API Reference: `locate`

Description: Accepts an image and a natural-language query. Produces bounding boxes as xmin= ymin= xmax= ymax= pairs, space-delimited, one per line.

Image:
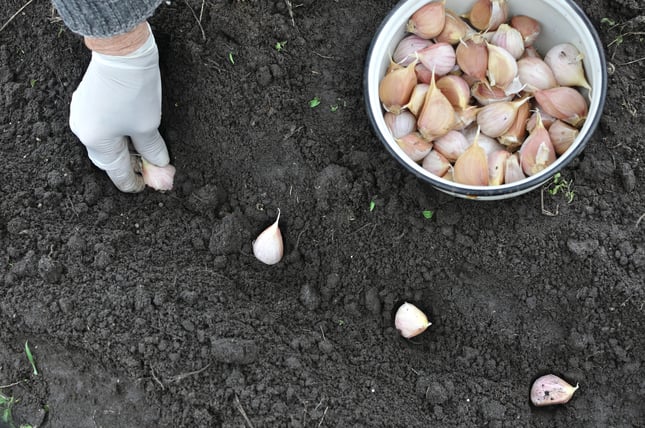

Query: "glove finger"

xmin=86 ymin=137 xmax=145 ymax=193
xmin=131 ymin=130 xmax=170 ymax=166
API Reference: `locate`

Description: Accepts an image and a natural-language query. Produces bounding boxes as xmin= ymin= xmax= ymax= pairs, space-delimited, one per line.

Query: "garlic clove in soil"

xmin=395 ymin=302 xmax=431 ymax=339
xmin=253 ymin=209 xmax=284 ymax=265
xmin=141 ymin=158 xmax=176 ymax=191
xmin=530 ymin=374 xmax=579 ymax=406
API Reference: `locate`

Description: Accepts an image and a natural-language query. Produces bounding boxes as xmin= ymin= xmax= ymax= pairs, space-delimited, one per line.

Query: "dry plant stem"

xmin=285 ymin=0 xmax=295 ymax=27
xmin=618 ymin=56 xmax=645 ymax=66
xmin=0 ymin=380 xmax=24 ymax=389
xmin=184 ymin=0 xmax=206 ymax=41
xmin=636 ymin=213 xmax=645 ymax=227
xmin=0 ymin=0 xmax=34 ymax=33
xmin=235 ymin=394 xmax=255 ymax=428
xmin=541 ymin=187 xmax=559 ymax=217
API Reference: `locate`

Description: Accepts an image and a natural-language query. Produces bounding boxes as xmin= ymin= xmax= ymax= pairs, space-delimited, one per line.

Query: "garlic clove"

xmin=454 ymin=127 xmax=489 ymax=186
xmin=471 ymin=81 xmax=512 ymax=105
xmin=527 ymin=108 xmax=556 ymax=132
xmin=436 ymin=9 xmax=475 ymax=45
xmin=416 ymin=42 xmax=457 ymax=77
xmin=466 ymin=0 xmax=508 ymax=32
xmin=462 ymin=124 xmax=503 ymax=156
xmin=253 ymin=209 xmax=284 ymax=265
xmin=436 ymin=75 xmax=471 ymax=110
xmin=488 ymin=149 xmax=510 ymax=186
xmin=406 ymin=1 xmax=446 ymax=39
xmin=379 ymin=59 xmax=418 ymax=114
xmin=522 ymin=45 xmax=541 ymax=59
xmin=534 ymin=87 xmax=588 ymax=128
xmin=544 ymin=43 xmax=592 ymax=91
xmin=453 ymin=105 xmax=481 ymax=130
xmin=385 ymin=111 xmax=417 ymax=139
xmin=517 ymin=57 xmax=558 ymax=92
xmin=549 ymin=119 xmax=579 ymax=155
xmin=417 ymin=68 xmax=456 ymax=141
xmin=422 ymin=149 xmax=451 ymax=177
xmin=414 ymin=63 xmax=433 ymax=84
xmin=486 ymin=42 xmax=518 ymax=90
xmin=456 ymin=34 xmax=488 ymax=82
xmin=520 ymin=112 xmax=556 ymax=176
xmin=393 ymin=35 xmax=433 ymax=66
xmin=141 ymin=158 xmax=176 ymax=191
xmin=476 ymin=97 xmax=529 ymax=138
xmin=433 ymin=130 xmax=470 ymax=162
xmin=498 ymin=98 xmax=530 ymax=150
xmin=490 ymin=24 xmax=525 ymax=59
xmin=395 ymin=302 xmax=431 ymax=339
xmin=530 ymin=374 xmax=579 ymax=407
xmin=510 ymin=15 xmax=541 ymax=47
xmin=404 ymin=83 xmax=429 ymax=117
xmin=504 ymin=153 xmax=526 ymax=183
xmin=396 ymin=132 xmax=433 ymax=162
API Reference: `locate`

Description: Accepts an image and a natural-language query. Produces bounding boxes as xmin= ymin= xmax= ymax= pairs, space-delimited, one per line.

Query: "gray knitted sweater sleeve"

xmin=51 ymin=0 xmax=164 ymax=37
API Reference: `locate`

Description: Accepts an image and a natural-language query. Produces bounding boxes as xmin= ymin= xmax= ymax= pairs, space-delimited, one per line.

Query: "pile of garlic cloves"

xmin=379 ymin=0 xmax=591 ymax=186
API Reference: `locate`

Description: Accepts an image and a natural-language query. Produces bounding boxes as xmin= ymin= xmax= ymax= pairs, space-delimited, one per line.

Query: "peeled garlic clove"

xmin=395 ymin=302 xmax=431 ymax=339
xmin=433 ymin=130 xmax=470 ymax=162
xmin=407 ymin=1 xmax=446 ymax=39
xmin=498 ymin=99 xmax=530 ymax=150
xmin=534 ymin=87 xmax=588 ymax=128
xmin=404 ymin=83 xmax=429 ymax=117
xmin=517 ymin=57 xmax=558 ymax=92
xmin=422 ymin=149 xmax=451 ymax=177
xmin=520 ymin=113 xmax=556 ymax=176
xmin=454 ymin=128 xmax=489 ymax=186
xmin=549 ymin=119 xmax=579 ymax=155
xmin=456 ymin=34 xmax=488 ymax=82
xmin=396 ymin=132 xmax=433 ymax=162
xmin=436 ymin=9 xmax=475 ymax=45
xmin=544 ymin=43 xmax=592 ymax=91
xmin=487 ymin=42 xmax=518 ymax=90
xmin=490 ymin=24 xmax=525 ymax=59
xmin=393 ymin=35 xmax=433 ymax=66
xmin=476 ymin=97 xmax=529 ymax=138
xmin=436 ymin=75 xmax=471 ymax=110
xmin=504 ymin=153 xmax=525 ymax=183
xmin=471 ymin=81 xmax=512 ymax=105
xmin=417 ymin=68 xmax=456 ymax=141
xmin=141 ymin=158 xmax=176 ymax=191
xmin=530 ymin=375 xmax=579 ymax=407
xmin=385 ymin=111 xmax=417 ymax=138
xmin=379 ymin=59 xmax=418 ymax=114
xmin=510 ymin=15 xmax=541 ymax=47
xmin=253 ymin=210 xmax=284 ymax=265
xmin=488 ymin=149 xmax=510 ymax=186
xmin=466 ymin=0 xmax=508 ymax=31
xmin=416 ymin=42 xmax=457 ymax=77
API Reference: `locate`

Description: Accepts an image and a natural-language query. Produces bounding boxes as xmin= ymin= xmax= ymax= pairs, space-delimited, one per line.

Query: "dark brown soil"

xmin=1 ymin=0 xmax=643 ymax=427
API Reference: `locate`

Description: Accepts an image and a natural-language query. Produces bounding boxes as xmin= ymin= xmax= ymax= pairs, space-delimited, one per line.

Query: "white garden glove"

xmin=69 ymin=24 xmax=169 ymax=193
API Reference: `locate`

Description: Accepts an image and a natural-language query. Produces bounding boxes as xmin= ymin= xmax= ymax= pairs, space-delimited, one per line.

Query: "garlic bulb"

xmin=253 ymin=210 xmax=284 ymax=265
xmin=141 ymin=158 xmax=176 ymax=191
xmin=530 ymin=374 xmax=579 ymax=406
xmin=395 ymin=302 xmax=431 ymax=338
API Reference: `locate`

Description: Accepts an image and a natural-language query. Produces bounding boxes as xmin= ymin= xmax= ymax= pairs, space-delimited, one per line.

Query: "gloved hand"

xmin=69 ymin=23 xmax=170 ymax=193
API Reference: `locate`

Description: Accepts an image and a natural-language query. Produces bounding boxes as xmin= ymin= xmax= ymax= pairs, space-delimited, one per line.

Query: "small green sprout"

xmin=422 ymin=210 xmax=434 ymax=219
xmin=337 ymin=319 xmax=345 ymax=326
xmin=228 ymin=52 xmax=235 ymax=64
xmin=309 ymin=96 xmax=321 ymax=108
xmin=29 ymin=79 xmax=37 ymax=88
xmin=1 ymin=393 xmax=15 ymax=426
xmin=369 ymin=200 xmax=376 ymax=212
xmin=330 ymin=104 xmax=339 ymax=112
xmin=547 ymin=172 xmax=575 ymax=203
xmin=24 ymin=341 xmax=38 ymax=376
xmin=274 ymin=40 xmax=287 ymax=52
xmin=600 ymin=17 xmax=616 ymax=26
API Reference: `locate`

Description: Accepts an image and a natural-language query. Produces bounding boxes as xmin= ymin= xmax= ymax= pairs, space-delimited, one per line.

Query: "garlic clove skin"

xmin=253 ymin=210 xmax=284 ymax=265
xmin=498 ymin=99 xmax=529 ymax=151
xmin=141 ymin=158 xmax=176 ymax=191
xmin=385 ymin=111 xmax=417 ymax=139
xmin=403 ymin=83 xmax=429 ymax=117
xmin=393 ymin=35 xmax=433 ymax=66
xmin=504 ymin=153 xmax=526 ymax=184
xmin=510 ymin=15 xmax=541 ymax=47
xmin=436 ymin=75 xmax=471 ymax=110
xmin=395 ymin=302 xmax=431 ymax=339
xmin=520 ymin=113 xmax=556 ymax=176
xmin=535 ymin=87 xmax=588 ymax=128
xmin=471 ymin=81 xmax=513 ymax=105
xmin=487 ymin=42 xmax=518 ymax=90
xmin=488 ymin=149 xmax=510 ymax=186
xmin=406 ymin=1 xmax=446 ymax=39
xmin=467 ymin=0 xmax=508 ymax=32
xmin=396 ymin=132 xmax=433 ymax=162
xmin=422 ymin=150 xmax=451 ymax=177
xmin=544 ymin=43 xmax=592 ymax=91
xmin=549 ymin=120 xmax=579 ymax=155
xmin=379 ymin=59 xmax=418 ymax=114
xmin=530 ymin=374 xmax=579 ymax=407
